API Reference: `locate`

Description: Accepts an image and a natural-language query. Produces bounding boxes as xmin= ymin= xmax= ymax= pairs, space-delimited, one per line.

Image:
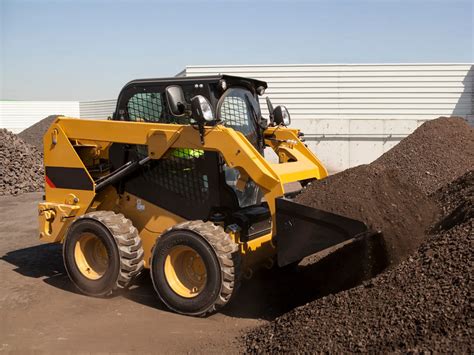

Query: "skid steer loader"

xmin=38 ymin=75 xmax=374 ymax=316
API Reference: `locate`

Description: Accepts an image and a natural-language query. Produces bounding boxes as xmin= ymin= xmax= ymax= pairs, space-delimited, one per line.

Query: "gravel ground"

xmin=0 ymin=129 xmax=44 ymax=196
xmin=0 ymin=193 xmax=262 ymax=353
xmin=243 ymin=171 xmax=473 ymax=353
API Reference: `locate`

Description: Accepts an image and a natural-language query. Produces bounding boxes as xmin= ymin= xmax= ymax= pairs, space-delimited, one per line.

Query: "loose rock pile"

xmin=244 ymin=171 xmax=473 ymax=353
xmin=373 ymin=117 xmax=473 ymax=195
xmin=0 ymin=115 xmax=60 ymax=196
xmin=0 ymin=129 xmax=44 ymax=196
xmin=18 ymin=115 xmax=60 ymax=151
xmin=243 ymin=117 xmax=474 ymax=352
xmin=295 ymin=116 xmax=473 ymax=263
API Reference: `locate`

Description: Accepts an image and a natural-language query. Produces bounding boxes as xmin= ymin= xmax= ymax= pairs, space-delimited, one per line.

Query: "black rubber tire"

xmin=151 ymin=220 xmax=241 ymax=316
xmin=63 ymin=211 xmax=144 ymax=297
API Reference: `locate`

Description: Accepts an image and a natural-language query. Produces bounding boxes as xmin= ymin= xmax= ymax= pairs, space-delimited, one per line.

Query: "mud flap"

xmin=275 ymin=197 xmax=377 ymax=267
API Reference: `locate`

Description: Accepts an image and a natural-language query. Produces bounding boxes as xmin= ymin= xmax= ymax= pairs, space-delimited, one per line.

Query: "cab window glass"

xmin=218 ymin=88 xmax=259 ymax=147
xmin=127 ymin=93 xmax=164 ymax=122
xmin=127 ymin=90 xmax=196 ymax=124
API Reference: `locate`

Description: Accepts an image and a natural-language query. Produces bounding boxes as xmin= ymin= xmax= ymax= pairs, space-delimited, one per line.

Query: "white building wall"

xmin=185 ymin=64 xmax=473 ymax=172
xmin=2 ymin=64 xmax=472 ymax=173
xmin=79 ymin=100 xmax=117 ymax=120
xmin=0 ymin=101 xmax=80 ymax=133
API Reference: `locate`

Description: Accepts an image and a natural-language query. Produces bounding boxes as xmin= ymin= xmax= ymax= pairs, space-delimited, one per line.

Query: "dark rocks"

xmin=295 ymin=116 xmax=473 ymax=264
xmin=242 ymin=117 xmax=474 ymax=353
xmin=244 ymin=172 xmax=473 ymax=353
xmin=0 ymin=129 xmax=44 ymax=196
xmin=373 ymin=116 xmax=474 ymax=195
xmin=1 ymin=115 xmax=59 ymax=195
xmin=18 ymin=115 xmax=60 ymax=151
xmin=295 ymin=165 xmax=438 ymax=265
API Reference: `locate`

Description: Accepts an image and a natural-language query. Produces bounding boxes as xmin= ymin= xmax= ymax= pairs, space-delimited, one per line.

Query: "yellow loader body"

xmin=39 ymin=117 xmax=327 ymax=269
xmin=37 ymin=75 xmax=373 ymax=316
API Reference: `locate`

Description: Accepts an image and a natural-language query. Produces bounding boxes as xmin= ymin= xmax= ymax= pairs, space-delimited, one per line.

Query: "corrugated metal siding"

xmin=79 ymin=100 xmax=117 ymax=119
xmin=0 ymin=101 xmax=80 ymax=133
xmin=185 ymin=64 xmax=473 ymax=172
xmin=185 ymin=64 xmax=473 ymax=120
xmin=4 ymin=64 xmax=469 ymax=173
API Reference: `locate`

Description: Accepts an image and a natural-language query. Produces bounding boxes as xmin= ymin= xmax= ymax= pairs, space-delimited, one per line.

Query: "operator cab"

xmin=113 ymin=75 xmax=269 ymax=149
xmin=110 ymin=75 xmax=291 ymax=241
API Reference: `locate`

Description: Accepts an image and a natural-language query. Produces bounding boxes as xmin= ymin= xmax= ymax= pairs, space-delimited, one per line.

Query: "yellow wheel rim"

xmin=74 ymin=233 xmax=109 ymax=280
xmin=164 ymin=246 xmax=207 ymax=298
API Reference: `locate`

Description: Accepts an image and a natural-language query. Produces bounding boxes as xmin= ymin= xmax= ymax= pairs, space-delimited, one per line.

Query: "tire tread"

xmin=76 ymin=211 xmax=144 ymax=292
xmin=157 ymin=220 xmax=241 ymax=315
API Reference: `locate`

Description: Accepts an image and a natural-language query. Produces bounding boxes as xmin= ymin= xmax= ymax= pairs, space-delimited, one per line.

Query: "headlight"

xmin=198 ymin=96 xmax=214 ymax=122
xmin=219 ymin=79 xmax=227 ymax=91
xmin=191 ymin=95 xmax=215 ymax=123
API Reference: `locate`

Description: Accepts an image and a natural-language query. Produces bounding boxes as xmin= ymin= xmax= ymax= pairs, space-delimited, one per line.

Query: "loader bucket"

xmin=275 ymin=197 xmax=378 ymax=267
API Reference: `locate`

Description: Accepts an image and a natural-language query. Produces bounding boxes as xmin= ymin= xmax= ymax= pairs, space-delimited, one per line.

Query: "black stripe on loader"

xmin=45 ymin=167 xmax=94 ymax=190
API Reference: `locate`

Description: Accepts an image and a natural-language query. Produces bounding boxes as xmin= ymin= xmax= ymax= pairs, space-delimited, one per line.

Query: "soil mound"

xmin=18 ymin=115 xmax=60 ymax=151
xmin=244 ymin=171 xmax=473 ymax=353
xmin=294 ymin=116 xmax=473 ymax=263
xmin=372 ymin=116 xmax=474 ymax=194
xmin=0 ymin=129 xmax=44 ymax=196
xmin=296 ymin=165 xmax=438 ymax=263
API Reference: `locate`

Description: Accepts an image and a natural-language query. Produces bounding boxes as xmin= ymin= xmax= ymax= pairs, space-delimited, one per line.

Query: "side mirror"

xmin=165 ymin=85 xmax=186 ymax=116
xmin=273 ymin=105 xmax=291 ymax=126
xmin=191 ymin=95 xmax=214 ymax=124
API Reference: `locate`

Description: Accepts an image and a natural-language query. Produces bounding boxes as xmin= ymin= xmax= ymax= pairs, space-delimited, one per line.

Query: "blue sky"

xmin=1 ymin=0 xmax=472 ymax=100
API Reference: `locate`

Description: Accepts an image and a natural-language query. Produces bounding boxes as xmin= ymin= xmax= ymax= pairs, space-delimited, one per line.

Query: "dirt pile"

xmin=0 ymin=129 xmax=44 ymax=196
xmin=244 ymin=171 xmax=473 ymax=353
xmin=296 ymin=166 xmax=438 ymax=264
xmin=373 ymin=116 xmax=474 ymax=194
xmin=295 ymin=116 xmax=473 ymax=263
xmin=18 ymin=115 xmax=60 ymax=151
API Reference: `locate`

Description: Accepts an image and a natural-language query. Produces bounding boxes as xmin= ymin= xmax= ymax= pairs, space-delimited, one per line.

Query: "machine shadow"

xmin=0 ymin=243 xmax=169 ymax=312
xmin=122 ymin=233 xmax=389 ymax=319
xmin=223 ymin=233 xmax=389 ymax=320
xmin=0 ymin=243 xmax=78 ymax=293
xmin=0 ymin=243 xmax=168 ymax=310
xmin=453 ymin=64 xmax=473 ymax=122
xmin=122 ymin=270 xmax=170 ymax=311
xmin=1 ymin=233 xmax=389 ymax=320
